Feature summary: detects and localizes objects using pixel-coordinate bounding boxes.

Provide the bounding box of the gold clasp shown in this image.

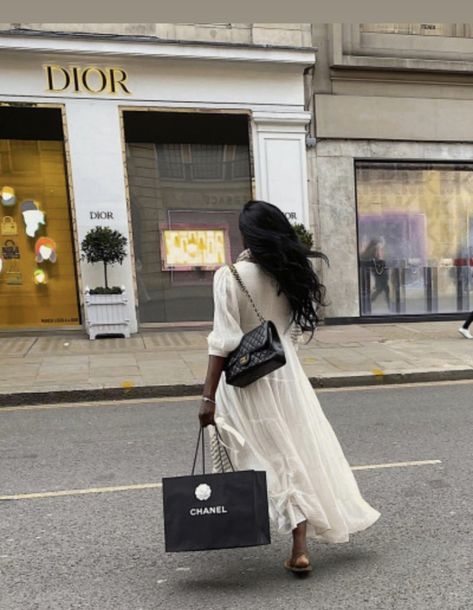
[239,354,250,365]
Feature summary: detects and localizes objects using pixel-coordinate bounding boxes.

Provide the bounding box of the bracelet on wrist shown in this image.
[202,396,216,405]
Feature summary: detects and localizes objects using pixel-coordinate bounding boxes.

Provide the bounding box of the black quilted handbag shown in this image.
[224,265,286,388]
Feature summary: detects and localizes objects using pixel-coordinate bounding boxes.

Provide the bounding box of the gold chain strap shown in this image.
[229,265,266,324]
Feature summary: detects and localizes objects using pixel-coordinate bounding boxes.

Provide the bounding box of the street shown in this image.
[1,382,472,610]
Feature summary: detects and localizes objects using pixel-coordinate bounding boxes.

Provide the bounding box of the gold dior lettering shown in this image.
[43,64,131,95]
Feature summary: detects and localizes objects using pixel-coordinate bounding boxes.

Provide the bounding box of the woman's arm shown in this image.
[198,355,227,427]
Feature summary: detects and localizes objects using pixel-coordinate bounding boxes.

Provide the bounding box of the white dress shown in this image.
[207,261,380,543]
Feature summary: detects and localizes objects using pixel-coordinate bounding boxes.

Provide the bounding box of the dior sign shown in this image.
[43,64,131,95]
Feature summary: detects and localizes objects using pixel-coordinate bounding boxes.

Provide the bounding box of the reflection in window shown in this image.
[356,162,473,316]
[191,144,225,180]
[158,144,185,180]
[156,144,250,183]
[126,130,251,322]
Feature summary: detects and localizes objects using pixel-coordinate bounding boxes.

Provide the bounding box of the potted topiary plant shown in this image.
[81,226,131,340]
[292,223,314,252]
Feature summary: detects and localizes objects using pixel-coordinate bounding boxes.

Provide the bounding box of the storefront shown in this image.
[0,32,315,332]
[316,140,473,322]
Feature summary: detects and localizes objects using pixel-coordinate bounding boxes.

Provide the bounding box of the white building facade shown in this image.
[0,30,315,332]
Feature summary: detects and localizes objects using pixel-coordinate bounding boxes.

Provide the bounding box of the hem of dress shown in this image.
[270,494,381,545]
[311,510,381,544]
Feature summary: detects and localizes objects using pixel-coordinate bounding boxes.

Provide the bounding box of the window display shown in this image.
[126,111,251,323]
[21,200,46,237]
[161,228,228,270]
[35,237,57,263]
[1,186,16,207]
[0,137,80,328]
[33,268,48,285]
[1,216,18,236]
[356,161,473,316]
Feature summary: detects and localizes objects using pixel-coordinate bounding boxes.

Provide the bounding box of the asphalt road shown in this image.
[1,383,472,610]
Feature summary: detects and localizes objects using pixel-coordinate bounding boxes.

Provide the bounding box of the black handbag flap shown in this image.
[226,321,273,367]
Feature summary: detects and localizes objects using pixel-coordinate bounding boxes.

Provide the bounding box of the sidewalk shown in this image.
[1,321,472,406]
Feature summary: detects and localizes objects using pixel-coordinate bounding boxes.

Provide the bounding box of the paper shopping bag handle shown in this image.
[191,426,235,475]
[191,427,206,476]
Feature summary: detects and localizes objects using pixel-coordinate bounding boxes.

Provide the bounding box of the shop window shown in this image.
[0,107,80,329]
[124,111,251,324]
[158,144,186,180]
[356,161,473,317]
[9,141,41,174]
[190,144,225,180]
[232,146,251,180]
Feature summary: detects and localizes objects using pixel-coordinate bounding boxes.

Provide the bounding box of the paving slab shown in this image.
[0,321,472,406]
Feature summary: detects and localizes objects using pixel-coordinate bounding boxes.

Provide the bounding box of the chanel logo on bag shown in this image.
[239,354,250,366]
[191,484,229,517]
[190,505,229,516]
[195,483,212,501]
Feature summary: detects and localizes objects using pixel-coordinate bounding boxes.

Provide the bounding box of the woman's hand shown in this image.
[199,398,216,427]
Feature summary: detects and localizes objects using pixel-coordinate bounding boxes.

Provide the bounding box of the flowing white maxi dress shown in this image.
[207,261,380,543]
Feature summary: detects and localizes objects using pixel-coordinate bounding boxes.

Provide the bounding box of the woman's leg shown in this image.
[462,310,473,330]
[285,521,312,572]
[291,521,308,560]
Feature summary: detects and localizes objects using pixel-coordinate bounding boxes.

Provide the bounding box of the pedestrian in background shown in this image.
[459,311,473,339]
[199,200,380,574]
[360,237,390,310]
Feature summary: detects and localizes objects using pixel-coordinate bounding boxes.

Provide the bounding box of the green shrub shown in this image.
[292,223,314,250]
[89,286,123,295]
[81,226,127,291]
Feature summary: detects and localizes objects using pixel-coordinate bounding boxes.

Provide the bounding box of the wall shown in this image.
[311,24,473,142]
[0,23,313,48]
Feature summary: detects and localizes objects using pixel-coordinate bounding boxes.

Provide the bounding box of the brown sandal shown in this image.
[284,552,312,573]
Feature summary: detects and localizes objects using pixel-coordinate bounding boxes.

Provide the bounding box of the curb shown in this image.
[1,368,473,408]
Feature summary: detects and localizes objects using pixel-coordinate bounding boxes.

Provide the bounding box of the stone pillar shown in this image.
[65,99,138,333]
[251,111,311,226]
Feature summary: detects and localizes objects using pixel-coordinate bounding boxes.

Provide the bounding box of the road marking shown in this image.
[0,482,163,501]
[0,395,201,413]
[318,379,473,392]
[0,459,442,501]
[351,459,442,471]
[371,368,385,377]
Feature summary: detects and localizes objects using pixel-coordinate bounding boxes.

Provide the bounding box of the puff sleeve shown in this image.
[207,265,243,357]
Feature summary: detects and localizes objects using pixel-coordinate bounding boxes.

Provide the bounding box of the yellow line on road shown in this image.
[0,482,163,501]
[0,395,201,413]
[351,459,442,471]
[0,459,442,501]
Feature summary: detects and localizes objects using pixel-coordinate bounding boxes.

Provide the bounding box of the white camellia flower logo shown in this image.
[195,483,212,501]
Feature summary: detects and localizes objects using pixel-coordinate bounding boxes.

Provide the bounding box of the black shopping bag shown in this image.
[162,427,271,552]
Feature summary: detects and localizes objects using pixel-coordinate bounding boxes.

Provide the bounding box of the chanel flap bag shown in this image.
[224,265,286,388]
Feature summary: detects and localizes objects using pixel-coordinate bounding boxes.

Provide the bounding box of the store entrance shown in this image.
[0,107,80,329]
[124,111,252,324]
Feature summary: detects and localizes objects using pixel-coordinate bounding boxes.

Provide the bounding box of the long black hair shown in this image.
[239,200,328,335]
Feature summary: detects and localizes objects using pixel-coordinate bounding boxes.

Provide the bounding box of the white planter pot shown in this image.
[84,289,131,340]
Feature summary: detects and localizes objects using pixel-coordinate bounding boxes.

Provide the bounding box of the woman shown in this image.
[360,237,390,308]
[199,200,380,573]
